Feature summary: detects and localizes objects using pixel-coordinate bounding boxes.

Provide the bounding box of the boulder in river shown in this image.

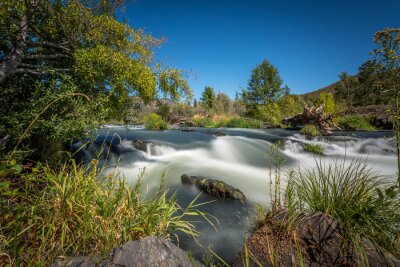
[181,174,246,201]
[52,236,203,267]
[131,139,149,152]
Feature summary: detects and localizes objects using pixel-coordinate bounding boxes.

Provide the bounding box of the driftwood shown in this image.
[284,105,340,135]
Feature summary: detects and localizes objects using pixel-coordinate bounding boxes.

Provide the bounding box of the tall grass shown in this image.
[287,159,400,255]
[0,160,205,265]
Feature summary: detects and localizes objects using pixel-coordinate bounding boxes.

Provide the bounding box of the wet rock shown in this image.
[53,236,203,267]
[233,209,400,267]
[202,131,227,137]
[181,128,197,132]
[131,139,149,152]
[181,174,246,201]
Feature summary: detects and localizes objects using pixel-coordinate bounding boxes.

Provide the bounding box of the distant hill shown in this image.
[299,80,341,100]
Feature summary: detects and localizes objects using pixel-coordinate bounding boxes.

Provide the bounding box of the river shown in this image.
[74,127,396,264]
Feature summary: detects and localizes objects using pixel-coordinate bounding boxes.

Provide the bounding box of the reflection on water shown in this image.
[74,127,396,263]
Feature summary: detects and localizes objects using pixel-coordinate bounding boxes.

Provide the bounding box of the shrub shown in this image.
[255,103,283,127]
[303,143,324,154]
[335,115,375,131]
[224,117,262,128]
[0,160,203,265]
[144,113,168,130]
[193,117,216,128]
[287,159,400,255]
[300,124,320,137]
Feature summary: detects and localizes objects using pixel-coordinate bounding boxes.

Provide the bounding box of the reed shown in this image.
[0,160,205,265]
[287,158,400,255]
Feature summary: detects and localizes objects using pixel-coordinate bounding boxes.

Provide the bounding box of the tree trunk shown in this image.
[0,0,39,83]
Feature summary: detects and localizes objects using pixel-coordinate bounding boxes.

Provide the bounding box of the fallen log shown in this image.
[283,105,340,135]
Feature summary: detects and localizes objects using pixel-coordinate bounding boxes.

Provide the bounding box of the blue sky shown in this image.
[121,0,400,99]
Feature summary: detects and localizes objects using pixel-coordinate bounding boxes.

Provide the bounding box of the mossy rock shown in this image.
[181,174,246,201]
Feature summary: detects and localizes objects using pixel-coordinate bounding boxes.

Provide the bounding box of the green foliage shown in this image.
[193,117,216,128]
[193,116,262,128]
[144,113,168,130]
[159,68,192,102]
[278,95,302,117]
[171,103,194,118]
[335,115,375,131]
[316,92,335,113]
[201,86,215,114]
[0,0,192,162]
[369,28,400,185]
[0,78,103,162]
[213,92,233,115]
[158,103,171,121]
[287,159,400,255]
[255,103,283,127]
[241,59,286,116]
[303,143,324,155]
[0,160,203,265]
[300,125,321,137]
[222,117,263,128]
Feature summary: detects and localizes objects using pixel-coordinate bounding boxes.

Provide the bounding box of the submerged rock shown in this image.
[202,131,227,137]
[181,174,246,201]
[181,127,197,132]
[53,236,203,267]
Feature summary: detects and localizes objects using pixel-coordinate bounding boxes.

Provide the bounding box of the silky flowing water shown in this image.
[75,127,396,264]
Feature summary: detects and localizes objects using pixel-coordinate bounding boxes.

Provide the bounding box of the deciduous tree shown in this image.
[241,59,285,116]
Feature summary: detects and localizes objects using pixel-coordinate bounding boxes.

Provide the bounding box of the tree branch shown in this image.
[14,68,70,75]
[27,41,71,53]
[23,54,70,60]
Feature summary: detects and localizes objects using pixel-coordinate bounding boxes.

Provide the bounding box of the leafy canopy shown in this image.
[0,0,192,161]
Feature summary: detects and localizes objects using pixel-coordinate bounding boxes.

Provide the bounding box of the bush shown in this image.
[335,115,375,131]
[303,143,324,154]
[0,80,103,163]
[0,160,202,265]
[193,117,216,128]
[287,159,400,255]
[300,124,320,137]
[255,103,283,127]
[224,117,262,128]
[144,113,168,130]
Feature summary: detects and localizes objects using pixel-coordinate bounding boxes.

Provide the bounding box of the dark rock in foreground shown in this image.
[53,236,202,267]
[181,174,246,201]
[233,209,400,267]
